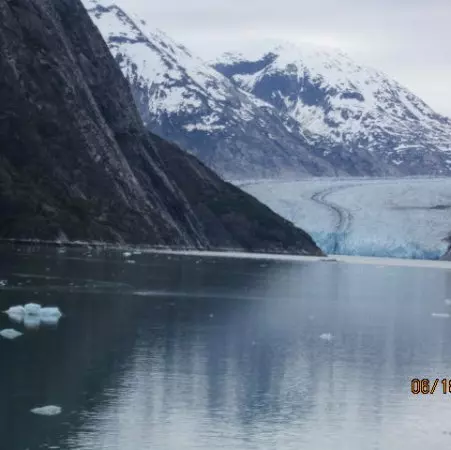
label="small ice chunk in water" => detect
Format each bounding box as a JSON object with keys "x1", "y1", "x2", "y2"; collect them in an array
[
  {"x1": 40, "y1": 307, "x2": 62, "y2": 318},
  {"x1": 444, "y1": 299, "x2": 451, "y2": 306},
  {"x1": 0, "y1": 329, "x2": 23, "y2": 340},
  {"x1": 24, "y1": 303, "x2": 42, "y2": 316},
  {"x1": 24, "y1": 315, "x2": 41, "y2": 330},
  {"x1": 7, "y1": 312, "x2": 24, "y2": 324},
  {"x1": 123, "y1": 252, "x2": 132, "y2": 258},
  {"x1": 40, "y1": 315, "x2": 60, "y2": 326},
  {"x1": 431, "y1": 312, "x2": 450, "y2": 319},
  {"x1": 5, "y1": 305, "x2": 25, "y2": 316},
  {"x1": 30, "y1": 405, "x2": 62, "y2": 416},
  {"x1": 0, "y1": 280, "x2": 7, "y2": 286},
  {"x1": 5, "y1": 305, "x2": 62, "y2": 327},
  {"x1": 319, "y1": 333, "x2": 334, "y2": 341}
]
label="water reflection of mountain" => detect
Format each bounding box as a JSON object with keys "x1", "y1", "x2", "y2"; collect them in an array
[{"x1": 2, "y1": 248, "x2": 451, "y2": 449}]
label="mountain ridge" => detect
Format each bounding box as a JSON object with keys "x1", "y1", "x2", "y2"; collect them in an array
[
  {"x1": 85, "y1": 0, "x2": 451, "y2": 179},
  {"x1": 214, "y1": 43, "x2": 451, "y2": 175},
  {"x1": 84, "y1": 0, "x2": 350, "y2": 179},
  {"x1": 0, "y1": 0, "x2": 323, "y2": 255}
]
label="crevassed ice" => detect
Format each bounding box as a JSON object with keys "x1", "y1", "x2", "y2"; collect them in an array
[{"x1": 242, "y1": 178, "x2": 451, "y2": 260}]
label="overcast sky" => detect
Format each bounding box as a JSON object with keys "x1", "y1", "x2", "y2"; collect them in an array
[{"x1": 114, "y1": 0, "x2": 451, "y2": 116}]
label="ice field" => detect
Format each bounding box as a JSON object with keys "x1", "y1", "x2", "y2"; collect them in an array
[{"x1": 241, "y1": 177, "x2": 451, "y2": 259}]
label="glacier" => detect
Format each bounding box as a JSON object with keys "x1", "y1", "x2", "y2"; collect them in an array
[{"x1": 241, "y1": 177, "x2": 451, "y2": 260}]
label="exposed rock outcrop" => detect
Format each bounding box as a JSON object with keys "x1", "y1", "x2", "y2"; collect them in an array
[{"x1": 0, "y1": 0, "x2": 322, "y2": 255}]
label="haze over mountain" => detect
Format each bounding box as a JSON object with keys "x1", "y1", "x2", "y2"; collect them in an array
[
  {"x1": 85, "y1": 0, "x2": 451, "y2": 180},
  {"x1": 0, "y1": 0, "x2": 322, "y2": 255}
]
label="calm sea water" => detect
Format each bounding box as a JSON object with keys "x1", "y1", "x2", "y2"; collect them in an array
[{"x1": 1, "y1": 245, "x2": 451, "y2": 450}]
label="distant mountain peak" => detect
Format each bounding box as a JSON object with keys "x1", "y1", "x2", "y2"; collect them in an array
[
  {"x1": 84, "y1": 0, "x2": 342, "y2": 179},
  {"x1": 86, "y1": 0, "x2": 451, "y2": 178},
  {"x1": 215, "y1": 42, "x2": 451, "y2": 174}
]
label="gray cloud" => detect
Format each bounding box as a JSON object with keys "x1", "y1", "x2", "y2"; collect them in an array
[{"x1": 114, "y1": 0, "x2": 451, "y2": 115}]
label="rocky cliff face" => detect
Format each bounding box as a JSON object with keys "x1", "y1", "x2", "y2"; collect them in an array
[{"x1": 0, "y1": 0, "x2": 322, "y2": 255}]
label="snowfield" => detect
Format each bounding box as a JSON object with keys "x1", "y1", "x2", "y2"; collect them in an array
[{"x1": 240, "y1": 177, "x2": 451, "y2": 259}]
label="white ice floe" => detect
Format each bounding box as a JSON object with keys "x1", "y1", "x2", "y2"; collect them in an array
[
  {"x1": 123, "y1": 252, "x2": 132, "y2": 258},
  {"x1": 431, "y1": 312, "x2": 451, "y2": 319},
  {"x1": 5, "y1": 305, "x2": 25, "y2": 316},
  {"x1": 30, "y1": 405, "x2": 62, "y2": 416},
  {"x1": 40, "y1": 307, "x2": 62, "y2": 318},
  {"x1": 0, "y1": 328, "x2": 23, "y2": 340},
  {"x1": 24, "y1": 303, "x2": 42, "y2": 316},
  {"x1": 319, "y1": 333, "x2": 334, "y2": 341},
  {"x1": 39, "y1": 315, "x2": 61, "y2": 326},
  {"x1": 444, "y1": 299, "x2": 451, "y2": 306},
  {"x1": 24, "y1": 315, "x2": 41, "y2": 330},
  {"x1": 4, "y1": 304, "x2": 62, "y2": 327},
  {"x1": 7, "y1": 312, "x2": 24, "y2": 324}
]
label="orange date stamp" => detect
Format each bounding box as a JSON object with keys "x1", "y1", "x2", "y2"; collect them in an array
[{"x1": 411, "y1": 378, "x2": 451, "y2": 394}]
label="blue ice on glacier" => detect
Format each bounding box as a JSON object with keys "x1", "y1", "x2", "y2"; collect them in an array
[
  {"x1": 310, "y1": 232, "x2": 446, "y2": 260},
  {"x1": 242, "y1": 178, "x2": 451, "y2": 260}
]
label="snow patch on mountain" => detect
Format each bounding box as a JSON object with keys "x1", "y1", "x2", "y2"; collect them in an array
[
  {"x1": 84, "y1": 0, "x2": 341, "y2": 179},
  {"x1": 215, "y1": 42, "x2": 451, "y2": 175},
  {"x1": 85, "y1": 1, "x2": 451, "y2": 178}
]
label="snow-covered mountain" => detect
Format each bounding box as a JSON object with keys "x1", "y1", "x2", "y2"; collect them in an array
[
  {"x1": 84, "y1": 0, "x2": 343, "y2": 179},
  {"x1": 84, "y1": 0, "x2": 451, "y2": 179},
  {"x1": 214, "y1": 43, "x2": 451, "y2": 175}
]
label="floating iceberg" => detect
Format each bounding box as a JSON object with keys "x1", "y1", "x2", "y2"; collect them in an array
[
  {"x1": 123, "y1": 251, "x2": 132, "y2": 258},
  {"x1": 0, "y1": 328, "x2": 23, "y2": 340},
  {"x1": 5, "y1": 305, "x2": 25, "y2": 316},
  {"x1": 30, "y1": 405, "x2": 62, "y2": 416},
  {"x1": 4, "y1": 304, "x2": 62, "y2": 327},
  {"x1": 24, "y1": 303, "x2": 42, "y2": 316},
  {"x1": 24, "y1": 315, "x2": 41, "y2": 330},
  {"x1": 319, "y1": 333, "x2": 334, "y2": 341},
  {"x1": 431, "y1": 312, "x2": 450, "y2": 319},
  {"x1": 7, "y1": 312, "x2": 24, "y2": 324},
  {"x1": 40, "y1": 307, "x2": 63, "y2": 318},
  {"x1": 39, "y1": 315, "x2": 61, "y2": 326}
]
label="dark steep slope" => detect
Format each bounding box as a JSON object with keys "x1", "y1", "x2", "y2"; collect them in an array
[{"x1": 0, "y1": 0, "x2": 322, "y2": 255}]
